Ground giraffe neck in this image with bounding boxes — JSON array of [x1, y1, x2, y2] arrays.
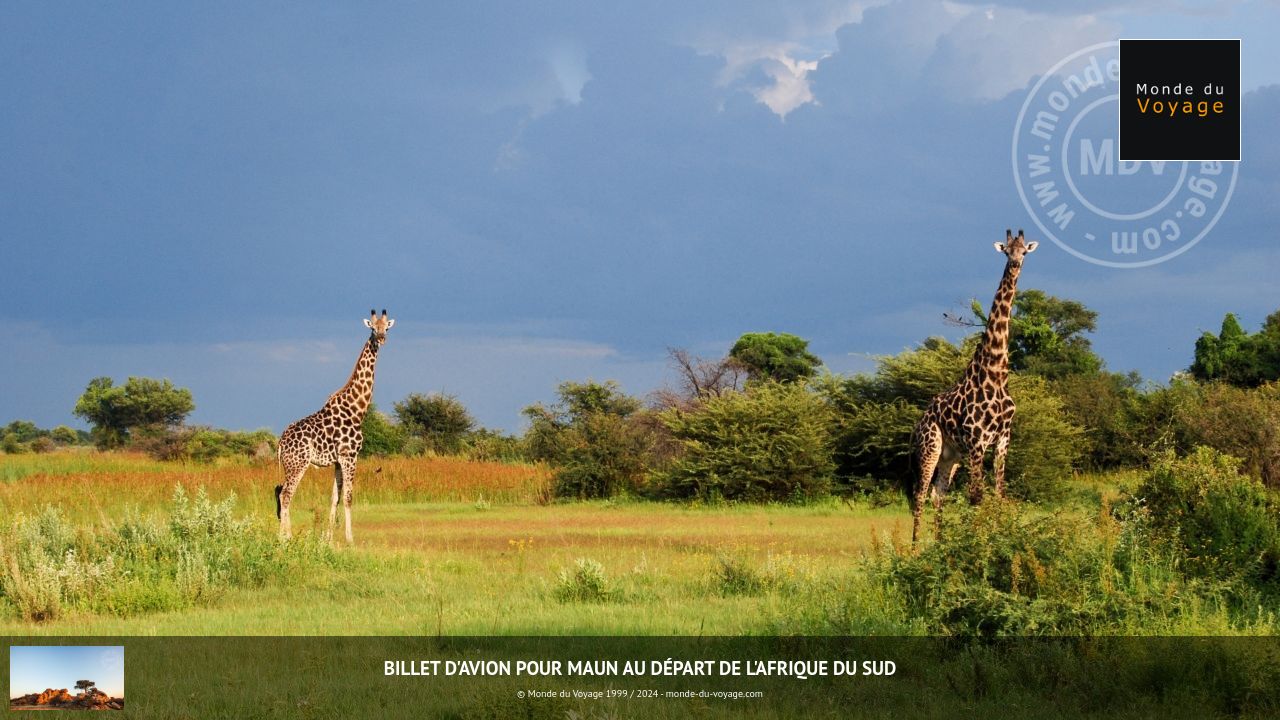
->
[[968, 258, 1020, 384], [328, 335, 380, 419]]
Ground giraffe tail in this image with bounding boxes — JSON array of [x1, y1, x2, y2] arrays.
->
[[274, 484, 284, 519]]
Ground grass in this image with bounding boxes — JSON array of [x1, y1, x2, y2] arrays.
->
[[0, 451, 552, 519], [0, 451, 1273, 639]]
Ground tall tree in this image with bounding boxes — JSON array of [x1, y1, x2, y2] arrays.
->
[[1191, 311, 1280, 387], [728, 332, 822, 383], [73, 376, 194, 448]]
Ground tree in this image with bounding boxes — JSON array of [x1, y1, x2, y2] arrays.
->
[[74, 680, 95, 694], [728, 332, 822, 383], [970, 289, 1102, 378], [654, 381, 835, 501], [652, 348, 748, 410], [1191, 311, 1280, 387], [360, 404, 406, 457], [393, 393, 475, 453], [72, 376, 195, 448], [51, 425, 81, 445], [522, 380, 654, 499]]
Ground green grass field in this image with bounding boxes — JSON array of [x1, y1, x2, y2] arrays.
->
[[0, 451, 916, 636]]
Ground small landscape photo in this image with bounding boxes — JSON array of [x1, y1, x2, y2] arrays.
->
[[9, 646, 124, 711]]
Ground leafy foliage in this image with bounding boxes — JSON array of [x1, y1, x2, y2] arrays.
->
[[0, 488, 343, 622], [728, 332, 823, 384], [653, 381, 834, 501], [873, 499, 1210, 636], [1191, 311, 1280, 387], [523, 381, 655, 499], [393, 393, 475, 454], [359, 404, 406, 457], [1128, 448, 1280, 587], [1165, 381, 1280, 488], [73, 376, 195, 449]]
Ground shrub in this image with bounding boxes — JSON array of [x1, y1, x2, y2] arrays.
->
[[553, 558, 614, 603], [1050, 371, 1151, 469], [458, 429, 527, 463], [393, 393, 475, 454], [0, 488, 344, 622], [51, 425, 81, 445], [360, 406, 406, 457], [1002, 374, 1083, 502], [1167, 381, 1280, 488], [134, 426, 278, 463], [713, 554, 766, 596], [1128, 447, 1280, 588], [873, 500, 1194, 636], [524, 381, 656, 499], [653, 381, 834, 502]]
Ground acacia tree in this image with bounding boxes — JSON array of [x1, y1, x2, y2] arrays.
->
[[393, 393, 475, 453], [72, 376, 194, 448], [74, 680, 96, 694], [728, 332, 822, 384], [1191, 311, 1280, 387]]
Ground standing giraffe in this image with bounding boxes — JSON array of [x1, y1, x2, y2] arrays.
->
[[909, 230, 1038, 545], [276, 309, 395, 543]]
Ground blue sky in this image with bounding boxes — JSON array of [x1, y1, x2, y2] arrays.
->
[[3, 1, 1279, 433], [9, 646, 124, 698]]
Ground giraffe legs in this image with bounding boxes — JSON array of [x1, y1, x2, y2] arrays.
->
[[277, 463, 307, 540], [993, 432, 1011, 499], [966, 445, 988, 505], [933, 461, 960, 539], [338, 456, 356, 545], [912, 424, 942, 548], [325, 464, 342, 541]]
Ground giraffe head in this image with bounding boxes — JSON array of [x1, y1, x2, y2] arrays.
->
[[363, 309, 395, 345], [993, 229, 1038, 266]]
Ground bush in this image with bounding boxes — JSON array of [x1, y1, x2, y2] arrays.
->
[[552, 558, 614, 603], [1003, 374, 1083, 502], [134, 427, 277, 463], [360, 406, 405, 457], [0, 488, 344, 622], [1128, 448, 1280, 588], [1166, 381, 1280, 488], [873, 500, 1199, 636], [653, 381, 834, 502], [524, 381, 656, 499], [1050, 371, 1151, 469], [458, 429, 527, 463], [393, 393, 475, 454]]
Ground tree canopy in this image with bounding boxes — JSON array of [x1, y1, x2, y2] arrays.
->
[[728, 332, 822, 383], [393, 393, 475, 453], [1191, 311, 1280, 387], [72, 376, 194, 448]]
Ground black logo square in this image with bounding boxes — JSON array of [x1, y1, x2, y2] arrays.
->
[[1119, 39, 1240, 161]]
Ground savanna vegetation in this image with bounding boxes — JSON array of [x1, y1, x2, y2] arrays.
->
[[2, 293, 1280, 642]]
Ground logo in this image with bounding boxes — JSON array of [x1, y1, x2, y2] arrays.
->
[[1012, 41, 1237, 268]]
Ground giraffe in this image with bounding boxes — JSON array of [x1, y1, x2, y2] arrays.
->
[[909, 229, 1038, 546], [275, 309, 394, 543]]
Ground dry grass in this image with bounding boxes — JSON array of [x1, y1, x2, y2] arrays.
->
[[0, 451, 552, 519]]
